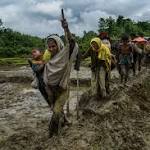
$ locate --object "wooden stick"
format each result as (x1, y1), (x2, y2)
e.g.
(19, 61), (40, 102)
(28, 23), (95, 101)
(61, 9), (65, 20)
(76, 71), (80, 120)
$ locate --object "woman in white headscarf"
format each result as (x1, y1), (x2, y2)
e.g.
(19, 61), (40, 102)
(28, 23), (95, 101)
(43, 18), (79, 137)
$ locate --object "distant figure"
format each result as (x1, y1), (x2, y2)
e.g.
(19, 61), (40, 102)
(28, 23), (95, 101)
(130, 33), (143, 74)
(144, 38), (150, 65)
(98, 32), (111, 50)
(135, 42), (145, 71)
(117, 34), (133, 84)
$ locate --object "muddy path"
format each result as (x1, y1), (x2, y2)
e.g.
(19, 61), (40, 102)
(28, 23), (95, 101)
(0, 66), (90, 150)
(0, 66), (92, 85)
(0, 66), (150, 150)
(0, 82), (88, 142)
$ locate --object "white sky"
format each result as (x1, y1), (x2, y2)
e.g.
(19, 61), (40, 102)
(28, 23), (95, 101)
(0, 0), (149, 37)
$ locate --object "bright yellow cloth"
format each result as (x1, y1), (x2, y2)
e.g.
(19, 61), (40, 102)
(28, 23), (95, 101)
(90, 37), (111, 71)
(42, 49), (51, 62)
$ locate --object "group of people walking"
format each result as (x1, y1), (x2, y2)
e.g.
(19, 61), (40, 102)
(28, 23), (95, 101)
(28, 11), (150, 138)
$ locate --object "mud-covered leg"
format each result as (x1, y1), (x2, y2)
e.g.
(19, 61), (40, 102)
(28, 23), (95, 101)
(49, 89), (68, 138)
(132, 63), (136, 76)
(98, 66), (107, 98)
(49, 113), (60, 137)
(105, 71), (110, 95)
(138, 54), (142, 71)
(132, 53), (137, 76)
(66, 101), (70, 116)
(125, 64), (129, 83)
(120, 65), (125, 83)
(66, 88), (70, 117)
(45, 85), (56, 109)
(91, 71), (96, 95)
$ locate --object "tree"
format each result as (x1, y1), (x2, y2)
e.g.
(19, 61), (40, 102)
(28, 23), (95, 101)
(98, 18), (108, 33)
(98, 16), (150, 40)
(0, 19), (45, 57)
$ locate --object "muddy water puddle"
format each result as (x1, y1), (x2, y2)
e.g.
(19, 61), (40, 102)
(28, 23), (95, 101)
(0, 82), (88, 142)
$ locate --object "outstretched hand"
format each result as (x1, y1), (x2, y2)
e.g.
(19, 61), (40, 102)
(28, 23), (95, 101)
(60, 9), (72, 40)
(61, 19), (68, 30)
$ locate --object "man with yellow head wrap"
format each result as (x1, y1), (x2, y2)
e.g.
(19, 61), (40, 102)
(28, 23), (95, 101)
(90, 37), (111, 98)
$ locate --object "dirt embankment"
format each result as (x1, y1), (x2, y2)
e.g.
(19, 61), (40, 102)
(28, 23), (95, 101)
(0, 67), (150, 150)
(0, 66), (92, 86)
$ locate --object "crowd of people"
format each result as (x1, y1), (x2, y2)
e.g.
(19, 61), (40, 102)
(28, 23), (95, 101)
(28, 12), (150, 138)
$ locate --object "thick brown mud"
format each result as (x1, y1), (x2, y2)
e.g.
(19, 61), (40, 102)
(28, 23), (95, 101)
(0, 66), (150, 150)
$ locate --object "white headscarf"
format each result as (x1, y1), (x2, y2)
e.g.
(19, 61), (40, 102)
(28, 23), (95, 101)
(46, 34), (64, 52)
(43, 35), (78, 89)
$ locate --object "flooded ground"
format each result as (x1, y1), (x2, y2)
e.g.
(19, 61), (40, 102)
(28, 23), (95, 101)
(0, 66), (90, 148)
(0, 65), (149, 149)
(0, 81), (88, 143)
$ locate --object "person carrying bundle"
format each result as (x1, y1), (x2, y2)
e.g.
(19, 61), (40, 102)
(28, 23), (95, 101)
(29, 10), (79, 137)
(43, 10), (79, 137)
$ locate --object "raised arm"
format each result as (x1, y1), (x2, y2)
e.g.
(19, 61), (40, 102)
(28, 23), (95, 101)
(60, 9), (80, 71)
(61, 9), (73, 43)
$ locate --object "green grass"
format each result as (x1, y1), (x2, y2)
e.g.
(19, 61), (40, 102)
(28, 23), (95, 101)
(0, 56), (91, 67)
(0, 57), (28, 66)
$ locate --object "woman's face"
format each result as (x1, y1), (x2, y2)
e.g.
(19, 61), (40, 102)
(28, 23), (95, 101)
(91, 41), (99, 52)
(47, 39), (58, 56)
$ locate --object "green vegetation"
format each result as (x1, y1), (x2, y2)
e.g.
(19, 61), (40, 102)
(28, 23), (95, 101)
(0, 57), (27, 66)
(0, 19), (45, 58)
(98, 15), (150, 40)
(75, 31), (97, 52)
(0, 16), (149, 59)
(77, 16), (150, 52)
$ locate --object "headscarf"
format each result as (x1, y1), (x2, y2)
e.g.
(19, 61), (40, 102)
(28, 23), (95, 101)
(90, 37), (111, 71)
(42, 35), (64, 62)
(46, 35), (64, 52)
(43, 35), (78, 89)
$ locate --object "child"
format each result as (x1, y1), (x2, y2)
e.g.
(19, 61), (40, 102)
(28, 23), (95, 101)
(28, 48), (51, 107)
(30, 47), (52, 65)
(31, 48), (43, 63)
(29, 48), (52, 73)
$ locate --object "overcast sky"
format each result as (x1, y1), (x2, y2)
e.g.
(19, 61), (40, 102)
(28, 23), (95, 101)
(0, 0), (149, 37)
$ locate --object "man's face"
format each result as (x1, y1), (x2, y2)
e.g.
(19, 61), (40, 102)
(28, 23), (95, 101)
(32, 50), (42, 60)
(47, 40), (58, 56)
(91, 41), (99, 52)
